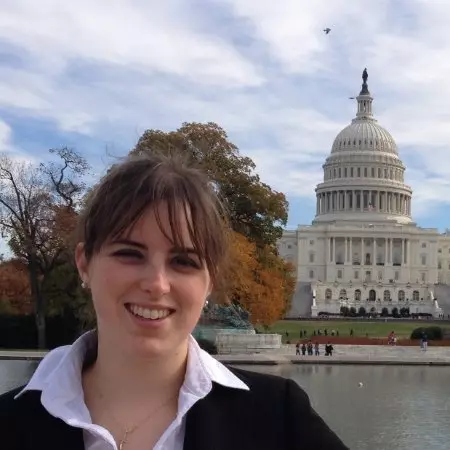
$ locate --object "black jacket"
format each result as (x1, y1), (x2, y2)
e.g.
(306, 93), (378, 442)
(0, 366), (349, 450)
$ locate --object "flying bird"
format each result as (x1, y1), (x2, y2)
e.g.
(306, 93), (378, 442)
(323, 28), (331, 34)
(349, 97), (355, 99)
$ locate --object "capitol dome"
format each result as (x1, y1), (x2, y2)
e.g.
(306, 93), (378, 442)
(331, 120), (398, 155)
(313, 69), (413, 225)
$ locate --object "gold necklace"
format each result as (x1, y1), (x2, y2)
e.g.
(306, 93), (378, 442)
(98, 391), (178, 450)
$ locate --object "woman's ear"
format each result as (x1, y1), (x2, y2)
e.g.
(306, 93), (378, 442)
(74, 242), (89, 285)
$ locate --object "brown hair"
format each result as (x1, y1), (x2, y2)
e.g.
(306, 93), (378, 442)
(77, 152), (230, 290)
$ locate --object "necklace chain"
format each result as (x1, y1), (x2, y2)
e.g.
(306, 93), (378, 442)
(98, 390), (178, 450)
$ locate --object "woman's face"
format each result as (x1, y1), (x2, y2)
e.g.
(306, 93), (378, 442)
(75, 204), (212, 358)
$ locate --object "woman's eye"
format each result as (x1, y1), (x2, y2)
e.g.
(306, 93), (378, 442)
(173, 255), (200, 269)
(112, 250), (143, 260)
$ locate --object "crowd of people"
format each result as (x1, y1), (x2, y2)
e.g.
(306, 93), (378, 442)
(295, 341), (335, 357)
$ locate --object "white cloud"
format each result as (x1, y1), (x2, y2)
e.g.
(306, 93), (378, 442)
(0, 0), (263, 86)
(1, 0), (450, 225)
(0, 121), (12, 151)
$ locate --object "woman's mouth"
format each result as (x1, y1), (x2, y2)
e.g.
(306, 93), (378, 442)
(125, 303), (174, 320)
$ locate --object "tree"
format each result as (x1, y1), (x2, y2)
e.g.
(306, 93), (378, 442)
(400, 307), (410, 318)
(381, 307), (389, 317)
(0, 148), (89, 348)
(131, 122), (288, 247)
(358, 306), (366, 317)
(0, 259), (32, 314)
(224, 231), (296, 326)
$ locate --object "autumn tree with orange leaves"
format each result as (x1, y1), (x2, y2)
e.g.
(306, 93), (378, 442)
(0, 259), (31, 314)
(131, 122), (296, 325)
(226, 231), (295, 326)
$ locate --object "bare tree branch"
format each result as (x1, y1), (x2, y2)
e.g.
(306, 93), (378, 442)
(0, 148), (89, 348)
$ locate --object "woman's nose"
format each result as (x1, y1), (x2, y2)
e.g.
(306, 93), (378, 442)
(140, 264), (170, 296)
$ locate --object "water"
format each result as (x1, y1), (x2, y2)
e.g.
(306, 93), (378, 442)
(1, 361), (449, 449)
(0, 360), (40, 393)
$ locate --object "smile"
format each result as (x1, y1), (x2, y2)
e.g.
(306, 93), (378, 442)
(125, 304), (174, 320)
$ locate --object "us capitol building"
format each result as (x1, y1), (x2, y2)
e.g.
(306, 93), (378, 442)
(278, 69), (450, 318)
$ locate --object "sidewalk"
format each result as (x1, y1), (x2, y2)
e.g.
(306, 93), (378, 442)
(2, 344), (449, 366)
(216, 344), (450, 365)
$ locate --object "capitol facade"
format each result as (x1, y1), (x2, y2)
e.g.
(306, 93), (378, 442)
(279, 70), (450, 318)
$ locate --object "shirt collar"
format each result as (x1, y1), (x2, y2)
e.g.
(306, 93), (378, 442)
(15, 330), (248, 403)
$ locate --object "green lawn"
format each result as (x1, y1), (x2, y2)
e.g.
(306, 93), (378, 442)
(261, 320), (444, 341)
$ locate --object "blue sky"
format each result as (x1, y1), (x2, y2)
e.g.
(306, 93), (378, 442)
(1, 0), (450, 255)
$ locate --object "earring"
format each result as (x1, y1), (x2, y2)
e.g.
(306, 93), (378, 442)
(81, 281), (87, 289)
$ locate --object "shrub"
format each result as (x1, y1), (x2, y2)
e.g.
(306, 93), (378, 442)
(381, 307), (389, 317)
(410, 326), (443, 341)
(358, 306), (366, 317)
(400, 307), (410, 317)
(196, 338), (218, 354)
(318, 312), (340, 317)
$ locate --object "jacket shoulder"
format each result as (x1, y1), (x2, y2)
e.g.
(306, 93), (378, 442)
(0, 386), (27, 414)
(223, 366), (349, 449)
(226, 366), (310, 402)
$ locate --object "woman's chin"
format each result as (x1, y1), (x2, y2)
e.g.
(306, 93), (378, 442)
(128, 334), (188, 360)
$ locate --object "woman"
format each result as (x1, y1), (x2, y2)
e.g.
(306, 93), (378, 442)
(0, 153), (348, 449)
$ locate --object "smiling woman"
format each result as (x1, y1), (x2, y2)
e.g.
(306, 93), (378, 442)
(0, 152), (349, 450)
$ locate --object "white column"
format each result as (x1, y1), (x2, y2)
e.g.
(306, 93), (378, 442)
(361, 237), (364, 264)
(401, 239), (405, 265)
(333, 237), (336, 263)
(328, 238), (332, 262)
(373, 238), (377, 267)
(352, 191), (356, 211)
(384, 238), (388, 264)
(360, 191), (364, 211)
(349, 237), (353, 264)
(345, 237), (348, 263)
(390, 238), (393, 264)
(405, 239), (409, 265)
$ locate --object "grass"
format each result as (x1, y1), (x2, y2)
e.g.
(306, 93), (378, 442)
(260, 320), (445, 342)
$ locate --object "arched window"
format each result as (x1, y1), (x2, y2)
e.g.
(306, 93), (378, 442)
(325, 289), (332, 300)
(354, 289), (361, 301)
(339, 289), (347, 300)
(398, 290), (405, 301)
(369, 289), (376, 301)
(413, 290), (420, 301)
(383, 290), (391, 302)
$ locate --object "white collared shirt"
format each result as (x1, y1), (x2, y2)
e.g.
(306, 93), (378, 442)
(15, 331), (249, 450)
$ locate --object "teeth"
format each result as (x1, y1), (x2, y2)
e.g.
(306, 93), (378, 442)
(129, 305), (171, 320)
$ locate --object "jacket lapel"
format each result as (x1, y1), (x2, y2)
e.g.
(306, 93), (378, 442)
(20, 391), (85, 450)
(183, 385), (241, 450)
(183, 383), (276, 450)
